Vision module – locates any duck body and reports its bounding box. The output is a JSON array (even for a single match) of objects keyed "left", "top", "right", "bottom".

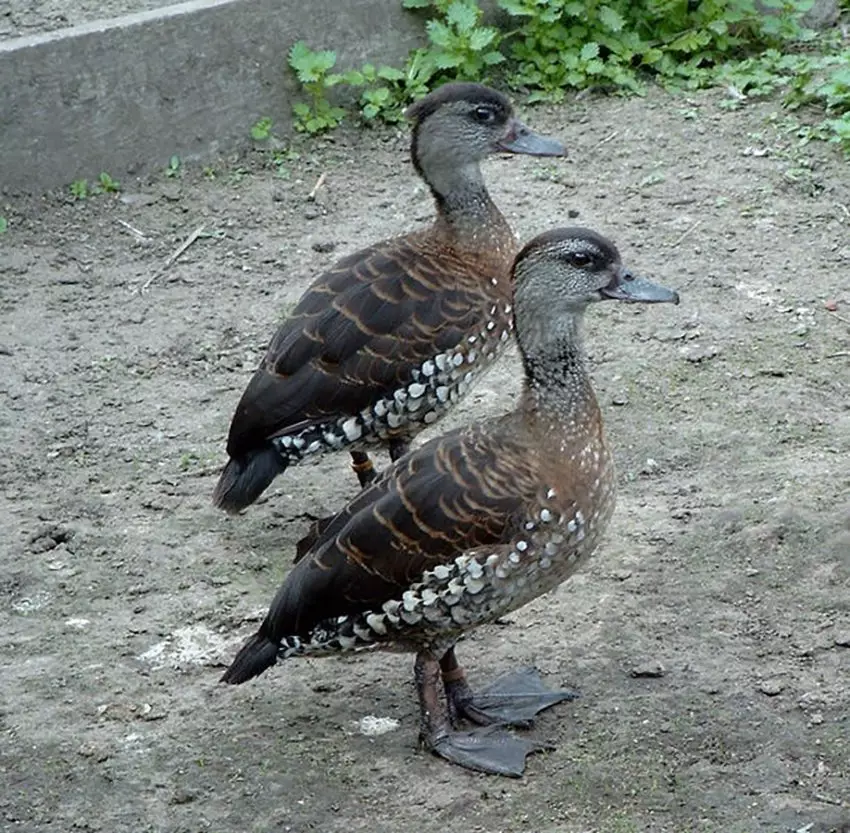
[
  {"left": 212, "top": 83, "right": 566, "bottom": 513},
  {"left": 222, "top": 227, "right": 680, "bottom": 776}
]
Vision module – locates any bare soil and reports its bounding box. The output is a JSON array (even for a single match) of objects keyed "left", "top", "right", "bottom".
[{"left": 1, "top": 89, "right": 849, "bottom": 833}]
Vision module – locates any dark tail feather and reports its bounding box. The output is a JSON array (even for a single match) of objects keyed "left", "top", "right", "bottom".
[
  {"left": 221, "top": 630, "right": 280, "bottom": 684},
  {"left": 211, "top": 447, "right": 287, "bottom": 513}
]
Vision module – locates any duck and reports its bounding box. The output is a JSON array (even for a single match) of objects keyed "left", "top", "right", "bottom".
[
  {"left": 221, "top": 227, "right": 680, "bottom": 776},
  {"left": 212, "top": 82, "right": 566, "bottom": 513}
]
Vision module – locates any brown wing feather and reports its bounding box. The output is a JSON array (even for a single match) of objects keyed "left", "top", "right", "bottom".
[
  {"left": 261, "top": 415, "right": 540, "bottom": 639},
  {"left": 226, "top": 237, "right": 508, "bottom": 458}
]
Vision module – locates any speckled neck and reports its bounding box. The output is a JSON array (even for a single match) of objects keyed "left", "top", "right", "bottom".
[{"left": 517, "top": 311, "right": 600, "bottom": 431}]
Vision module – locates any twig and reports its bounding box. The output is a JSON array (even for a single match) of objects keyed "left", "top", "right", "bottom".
[
  {"left": 307, "top": 172, "right": 327, "bottom": 201},
  {"left": 835, "top": 202, "right": 849, "bottom": 220},
  {"left": 813, "top": 792, "right": 846, "bottom": 807},
  {"left": 141, "top": 225, "right": 207, "bottom": 292},
  {"left": 595, "top": 130, "right": 618, "bottom": 148},
  {"left": 827, "top": 311, "right": 850, "bottom": 326},
  {"left": 670, "top": 220, "right": 701, "bottom": 248},
  {"left": 825, "top": 351, "right": 850, "bottom": 359},
  {"left": 116, "top": 218, "right": 150, "bottom": 243}
]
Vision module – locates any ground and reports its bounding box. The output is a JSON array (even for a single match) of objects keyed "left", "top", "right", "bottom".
[{"left": 1, "top": 87, "right": 849, "bottom": 833}]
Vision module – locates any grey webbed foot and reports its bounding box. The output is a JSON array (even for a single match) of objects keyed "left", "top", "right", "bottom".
[
  {"left": 446, "top": 665, "right": 579, "bottom": 728},
  {"left": 428, "top": 725, "right": 553, "bottom": 777}
]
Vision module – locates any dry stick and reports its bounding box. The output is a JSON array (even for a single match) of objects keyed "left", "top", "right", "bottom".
[
  {"left": 141, "top": 224, "right": 207, "bottom": 292},
  {"left": 824, "top": 351, "right": 850, "bottom": 359},
  {"left": 116, "top": 219, "right": 150, "bottom": 242},
  {"left": 308, "top": 172, "right": 327, "bottom": 201},
  {"left": 670, "top": 220, "right": 701, "bottom": 248},
  {"left": 595, "top": 130, "right": 618, "bottom": 148}
]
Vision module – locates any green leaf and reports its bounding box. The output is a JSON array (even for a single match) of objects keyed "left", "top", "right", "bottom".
[
  {"left": 0, "top": 217, "right": 7, "bottom": 234},
  {"left": 469, "top": 27, "right": 497, "bottom": 51},
  {"left": 446, "top": 1, "right": 478, "bottom": 33},
  {"left": 378, "top": 65, "right": 406, "bottom": 81},
  {"left": 427, "top": 20, "right": 453, "bottom": 48},
  {"left": 434, "top": 51, "right": 464, "bottom": 68},
  {"left": 580, "top": 42, "right": 600, "bottom": 61},
  {"left": 597, "top": 6, "right": 625, "bottom": 32},
  {"left": 483, "top": 50, "right": 506, "bottom": 65},
  {"left": 402, "top": 0, "right": 432, "bottom": 7},
  {"left": 292, "top": 102, "right": 311, "bottom": 117}
]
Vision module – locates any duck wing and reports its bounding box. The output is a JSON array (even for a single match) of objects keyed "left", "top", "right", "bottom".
[
  {"left": 226, "top": 238, "right": 503, "bottom": 459},
  {"left": 221, "top": 417, "right": 546, "bottom": 683}
]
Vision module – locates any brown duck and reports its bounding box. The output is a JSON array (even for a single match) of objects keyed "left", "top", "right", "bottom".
[
  {"left": 212, "top": 83, "right": 566, "bottom": 513},
  {"left": 221, "top": 227, "right": 680, "bottom": 776}
]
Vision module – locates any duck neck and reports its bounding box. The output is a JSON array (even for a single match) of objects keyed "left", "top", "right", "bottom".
[
  {"left": 517, "top": 311, "right": 600, "bottom": 432},
  {"left": 425, "top": 162, "right": 509, "bottom": 242}
]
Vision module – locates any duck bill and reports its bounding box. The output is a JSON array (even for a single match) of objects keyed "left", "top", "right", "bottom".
[
  {"left": 602, "top": 269, "right": 680, "bottom": 304},
  {"left": 497, "top": 119, "right": 566, "bottom": 157}
]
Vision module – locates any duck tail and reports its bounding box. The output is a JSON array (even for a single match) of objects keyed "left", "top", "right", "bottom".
[
  {"left": 211, "top": 446, "right": 287, "bottom": 513},
  {"left": 220, "top": 629, "right": 280, "bottom": 684}
]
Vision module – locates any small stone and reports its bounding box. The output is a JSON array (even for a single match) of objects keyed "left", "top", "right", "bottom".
[
  {"left": 611, "top": 393, "right": 629, "bottom": 406},
  {"left": 834, "top": 632, "right": 850, "bottom": 647},
  {"left": 169, "top": 788, "right": 197, "bottom": 805},
  {"left": 303, "top": 206, "right": 322, "bottom": 220},
  {"left": 630, "top": 661, "right": 665, "bottom": 678},
  {"left": 824, "top": 299, "right": 838, "bottom": 312},
  {"left": 758, "top": 678, "right": 785, "bottom": 696},
  {"left": 681, "top": 344, "right": 720, "bottom": 363},
  {"left": 119, "top": 192, "right": 157, "bottom": 207},
  {"left": 567, "top": 208, "right": 580, "bottom": 218},
  {"left": 311, "top": 240, "right": 336, "bottom": 253},
  {"left": 809, "top": 711, "right": 824, "bottom": 726}
]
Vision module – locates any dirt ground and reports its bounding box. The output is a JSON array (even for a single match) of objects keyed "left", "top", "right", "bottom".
[{"left": 1, "top": 88, "right": 849, "bottom": 833}]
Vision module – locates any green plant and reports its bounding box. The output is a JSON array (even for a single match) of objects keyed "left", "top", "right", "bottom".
[
  {"left": 288, "top": 41, "right": 347, "bottom": 133},
  {"left": 0, "top": 216, "right": 7, "bottom": 234},
  {"left": 70, "top": 179, "right": 89, "bottom": 200},
  {"left": 165, "top": 155, "right": 182, "bottom": 178},
  {"left": 203, "top": 165, "right": 217, "bottom": 180},
  {"left": 251, "top": 117, "right": 274, "bottom": 141},
  {"left": 95, "top": 171, "right": 121, "bottom": 193},
  {"left": 404, "top": 0, "right": 504, "bottom": 84},
  {"left": 284, "top": 0, "right": 848, "bottom": 155}
]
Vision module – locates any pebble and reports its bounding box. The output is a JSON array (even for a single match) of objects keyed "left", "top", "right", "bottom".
[
  {"left": 757, "top": 678, "right": 785, "bottom": 696},
  {"left": 681, "top": 344, "right": 721, "bottom": 363},
  {"left": 312, "top": 240, "right": 336, "bottom": 253},
  {"left": 824, "top": 299, "right": 838, "bottom": 311},
  {"left": 834, "top": 632, "right": 850, "bottom": 647},
  {"left": 610, "top": 393, "right": 629, "bottom": 406},
  {"left": 630, "top": 661, "right": 666, "bottom": 678}
]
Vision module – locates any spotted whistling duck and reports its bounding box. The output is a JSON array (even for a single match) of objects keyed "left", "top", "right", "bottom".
[
  {"left": 212, "top": 83, "right": 566, "bottom": 513},
  {"left": 221, "top": 227, "right": 680, "bottom": 776}
]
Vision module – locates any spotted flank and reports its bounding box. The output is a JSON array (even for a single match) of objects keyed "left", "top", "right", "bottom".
[
  {"left": 274, "top": 502, "right": 602, "bottom": 662},
  {"left": 271, "top": 322, "right": 513, "bottom": 462}
]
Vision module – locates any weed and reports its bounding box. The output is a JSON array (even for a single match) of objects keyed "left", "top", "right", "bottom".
[
  {"left": 283, "top": 0, "right": 849, "bottom": 154},
  {"left": 251, "top": 117, "right": 273, "bottom": 141},
  {"left": 0, "top": 216, "right": 7, "bottom": 234},
  {"left": 203, "top": 165, "right": 217, "bottom": 180},
  {"left": 70, "top": 179, "right": 90, "bottom": 200},
  {"left": 95, "top": 172, "right": 121, "bottom": 193},
  {"left": 165, "top": 155, "right": 182, "bottom": 178},
  {"left": 288, "top": 41, "right": 347, "bottom": 133}
]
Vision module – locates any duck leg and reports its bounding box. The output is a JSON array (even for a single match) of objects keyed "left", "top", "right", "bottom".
[
  {"left": 349, "top": 451, "right": 378, "bottom": 487},
  {"left": 415, "top": 650, "right": 550, "bottom": 777},
  {"left": 440, "top": 647, "right": 579, "bottom": 728}
]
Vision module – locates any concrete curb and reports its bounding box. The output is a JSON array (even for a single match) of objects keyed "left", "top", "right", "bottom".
[{"left": 0, "top": 0, "right": 424, "bottom": 194}]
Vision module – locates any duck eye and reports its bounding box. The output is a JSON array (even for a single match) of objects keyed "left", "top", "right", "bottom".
[
  {"left": 567, "top": 252, "right": 592, "bottom": 268},
  {"left": 472, "top": 106, "right": 497, "bottom": 124}
]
